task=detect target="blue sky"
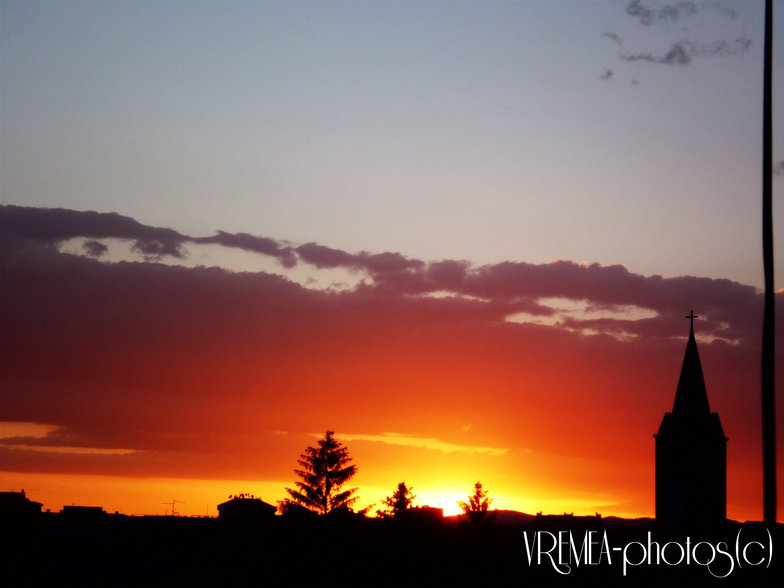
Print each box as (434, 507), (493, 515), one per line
(2, 0), (782, 288)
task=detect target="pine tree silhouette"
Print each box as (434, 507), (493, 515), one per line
(281, 430), (358, 515)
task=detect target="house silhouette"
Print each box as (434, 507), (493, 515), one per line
(0, 490), (42, 523)
(654, 313), (727, 532)
(217, 495), (276, 522)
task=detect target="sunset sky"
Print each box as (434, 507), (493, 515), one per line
(1, 0), (783, 520)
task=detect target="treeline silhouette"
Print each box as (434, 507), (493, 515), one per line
(2, 431), (782, 586)
(277, 430), (493, 521)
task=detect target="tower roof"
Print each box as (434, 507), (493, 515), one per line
(671, 322), (711, 418)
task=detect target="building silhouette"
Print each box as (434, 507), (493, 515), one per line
(0, 490), (42, 523)
(217, 494), (276, 522)
(654, 313), (727, 532)
(399, 505), (444, 523)
(60, 505), (107, 524)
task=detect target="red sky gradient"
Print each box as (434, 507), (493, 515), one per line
(1, 205), (782, 520)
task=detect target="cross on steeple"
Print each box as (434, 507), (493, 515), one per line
(685, 310), (699, 330)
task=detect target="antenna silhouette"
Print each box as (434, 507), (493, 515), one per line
(162, 499), (186, 517)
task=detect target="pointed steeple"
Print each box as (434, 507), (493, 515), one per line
(655, 311), (727, 532)
(671, 317), (711, 418)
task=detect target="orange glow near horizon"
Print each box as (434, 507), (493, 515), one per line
(0, 470), (710, 521)
(0, 271), (779, 525)
(1, 393), (776, 524)
(0, 414), (773, 523)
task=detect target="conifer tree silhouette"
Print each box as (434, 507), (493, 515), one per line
(458, 482), (494, 523)
(378, 482), (416, 518)
(281, 430), (358, 515)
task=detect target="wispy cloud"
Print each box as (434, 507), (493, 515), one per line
(338, 433), (510, 455)
(603, 32), (624, 48)
(625, 0), (698, 26)
(621, 37), (751, 65)
(0, 422), (136, 456)
(602, 0), (750, 77)
(0, 422), (57, 439)
(0, 444), (136, 455)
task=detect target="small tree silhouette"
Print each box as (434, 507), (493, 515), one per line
(457, 481), (494, 524)
(280, 430), (358, 515)
(378, 482), (416, 518)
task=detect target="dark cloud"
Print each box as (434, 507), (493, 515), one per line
(774, 161), (784, 177)
(194, 231), (297, 268)
(599, 69), (614, 80)
(0, 206), (779, 502)
(0, 206), (762, 342)
(360, 251), (425, 275)
(297, 241), (425, 282)
(425, 259), (471, 291)
(132, 238), (184, 260)
(0, 205), (302, 267)
(82, 240), (108, 257)
(297, 242), (355, 269)
(0, 205), (185, 246)
(456, 260), (760, 337)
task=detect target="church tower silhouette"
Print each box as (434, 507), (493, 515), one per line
(654, 312), (727, 532)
